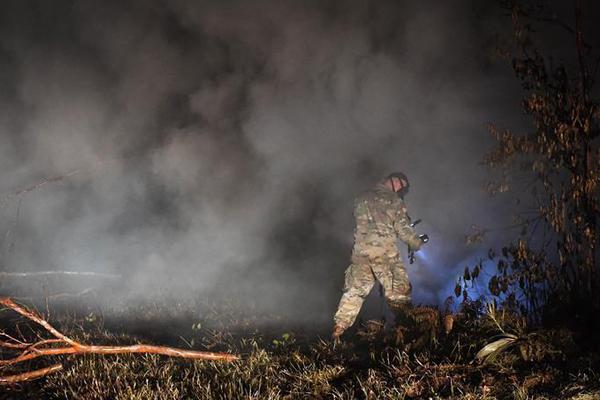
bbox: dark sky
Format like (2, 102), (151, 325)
(0, 0), (596, 324)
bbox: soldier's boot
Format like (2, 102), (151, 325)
(331, 324), (346, 341)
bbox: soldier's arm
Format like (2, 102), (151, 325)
(393, 206), (422, 250)
(353, 198), (371, 235)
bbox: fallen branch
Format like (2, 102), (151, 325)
(0, 271), (121, 279)
(0, 364), (63, 385)
(0, 297), (239, 383)
(13, 170), (81, 197)
(0, 343), (240, 365)
(15, 287), (97, 302)
(0, 169), (82, 210)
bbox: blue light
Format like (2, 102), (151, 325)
(414, 249), (430, 263)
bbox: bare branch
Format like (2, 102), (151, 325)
(0, 271), (121, 279)
(0, 340), (29, 349)
(0, 364), (63, 385)
(0, 158), (114, 209)
(0, 298), (77, 346)
(0, 169), (82, 209)
(0, 297), (240, 371)
(14, 288), (97, 302)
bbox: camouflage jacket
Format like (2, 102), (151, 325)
(352, 183), (422, 257)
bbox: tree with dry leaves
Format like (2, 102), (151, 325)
(463, 0), (599, 333)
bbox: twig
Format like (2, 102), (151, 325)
(0, 297), (239, 368)
(14, 287), (97, 302)
(0, 169), (82, 210)
(0, 271), (121, 279)
(14, 170), (81, 197)
(0, 364), (63, 385)
(0, 344), (239, 365)
(0, 340), (28, 349)
(0, 332), (29, 346)
(0, 158), (117, 210)
(0, 298), (77, 346)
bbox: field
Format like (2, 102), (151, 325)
(1, 293), (599, 400)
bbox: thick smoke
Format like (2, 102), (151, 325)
(0, 0), (526, 324)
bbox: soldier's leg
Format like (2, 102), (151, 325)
(333, 262), (376, 332)
(373, 257), (412, 323)
(388, 259), (412, 310)
(371, 258), (411, 345)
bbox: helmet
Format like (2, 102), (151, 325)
(386, 172), (409, 186)
(386, 172), (409, 198)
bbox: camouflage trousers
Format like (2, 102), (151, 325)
(334, 251), (412, 330)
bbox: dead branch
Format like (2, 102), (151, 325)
(0, 169), (82, 210)
(0, 298), (77, 346)
(14, 170), (81, 197)
(0, 340), (28, 349)
(0, 271), (121, 279)
(14, 287), (97, 302)
(0, 297), (239, 377)
(0, 364), (63, 385)
(0, 343), (240, 365)
(0, 158), (119, 211)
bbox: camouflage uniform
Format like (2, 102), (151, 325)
(334, 183), (422, 330)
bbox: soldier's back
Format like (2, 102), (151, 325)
(353, 185), (400, 248)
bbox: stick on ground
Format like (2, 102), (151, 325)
(0, 364), (63, 385)
(0, 297), (239, 383)
(0, 271), (121, 279)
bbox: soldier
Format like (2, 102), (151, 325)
(332, 172), (427, 339)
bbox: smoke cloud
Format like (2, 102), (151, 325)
(0, 0), (529, 325)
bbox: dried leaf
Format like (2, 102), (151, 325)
(476, 334), (519, 363)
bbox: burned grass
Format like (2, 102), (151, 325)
(1, 299), (599, 399)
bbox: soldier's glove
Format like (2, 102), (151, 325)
(408, 239), (422, 252)
(408, 235), (429, 264)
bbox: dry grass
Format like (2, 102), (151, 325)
(0, 299), (598, 399)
